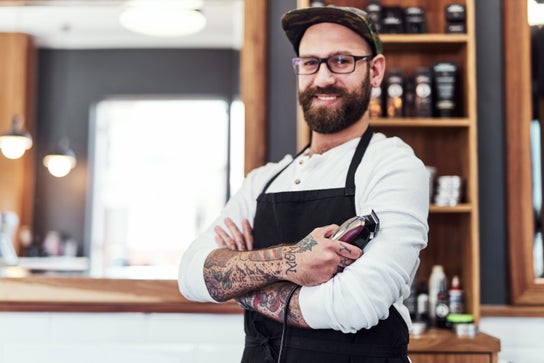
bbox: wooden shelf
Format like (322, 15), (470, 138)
(371, 118), (471, 127)
(381, 34), (469, 44)
(430, 204), (472, 213)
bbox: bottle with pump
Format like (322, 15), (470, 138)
(448, 275), (465, 314)
(428, 265), (446, 326)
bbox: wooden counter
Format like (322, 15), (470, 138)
(409, 328), (501, 363)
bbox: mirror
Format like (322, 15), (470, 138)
(505, 0), (544, 306)
(0, 0), (267, 312)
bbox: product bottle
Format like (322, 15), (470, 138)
(415, 282), (429, 326)
(428, 264), (446, 326)
(369, 86), (383, 118)
(448, 275), (465, 314)
(405, 279), (417, 321)
(434, 278), (450, 328)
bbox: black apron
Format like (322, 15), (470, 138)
(241, 128), (410, 363)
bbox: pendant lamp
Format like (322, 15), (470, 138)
(0, 115), (33, 159)
(43, 139), (76, 178)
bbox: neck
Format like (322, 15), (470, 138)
(309, 117), (369, 156)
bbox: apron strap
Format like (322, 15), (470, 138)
(345, 127), (374, 196)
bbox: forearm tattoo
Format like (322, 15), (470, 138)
(237, 282), (308, 328)
(203, 233), (318, 303)
(283, 235), (318, 275)
(204, 247), (283, 302)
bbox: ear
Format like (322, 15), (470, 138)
(369, 54), (386, 88)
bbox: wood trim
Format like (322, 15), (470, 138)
(0, 1), (269, 313)
(503, 0), (544, 304)
(242, 0), (268, 174)
(481, 304), (544, 317)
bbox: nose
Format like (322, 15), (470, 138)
(313, 62), (336, 87)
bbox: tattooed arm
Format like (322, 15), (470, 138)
(204, 224), (363, 302)
(237, 282), (308, 328)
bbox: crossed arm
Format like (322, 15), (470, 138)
(204, 218), (362, 328)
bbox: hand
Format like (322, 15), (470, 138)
(281, 225), (363, 286)
(214, 218), (254, 251)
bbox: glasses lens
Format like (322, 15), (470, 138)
(327, 55), (355, 74)
(294, 57), (320, 75)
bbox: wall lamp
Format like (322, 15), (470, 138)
(0, 115), (33, 160)
(43, 139), (76, 178)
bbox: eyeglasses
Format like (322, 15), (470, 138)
(292, 54), (372, 75)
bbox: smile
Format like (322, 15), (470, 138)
(316, 95), (338, 101)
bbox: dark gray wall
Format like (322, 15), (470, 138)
(34, 49), (239, 255)
(265, 0), (508, 304)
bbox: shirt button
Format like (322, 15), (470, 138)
(299, 159), (304, 165)
(294, 179), (301, 185)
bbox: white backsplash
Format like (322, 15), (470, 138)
(0, 313), (541, 363)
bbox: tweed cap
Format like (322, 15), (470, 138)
(282, 5), (383, 56)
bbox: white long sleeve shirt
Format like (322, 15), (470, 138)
(178, 132), (429, 333)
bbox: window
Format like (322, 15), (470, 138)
(88, 98), (244, 279)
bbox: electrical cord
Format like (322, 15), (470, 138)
(277, 284), (301, 363)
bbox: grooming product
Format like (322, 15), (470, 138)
(331, 210), (380, 249)
(405, 279), (418, 320)
(386, 68), (404, 118)
(432, 62), (457, 117)
(445, 4), (466, 34)
(428, 265), (446, 326)
(403, 77), (416, 117)
(434, 175), (463, 206)
(415, 67), (433, 117)
(405, 6), (427, 33)
(416, 282), (430, 326)
(381, 6), (404, 33)
(366, 0), (382, 33)
(448, 275), (465, 314)
(426, 166), (437, 202)
(369, 86), (383, 118)
(447, 314), (476, 336)
(434, 278), (450, 328)
(0, 211), (19, 266)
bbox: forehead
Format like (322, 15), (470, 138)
(298, 22), (370, 56)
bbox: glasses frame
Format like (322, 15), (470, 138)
(292, 54), (373, 75)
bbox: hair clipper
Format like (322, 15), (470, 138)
(331, 210), (380, 249)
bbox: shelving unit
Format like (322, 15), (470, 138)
(296, 0), (499, 360)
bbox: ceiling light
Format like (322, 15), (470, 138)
(119, 0), (207, 37)
(0, 115), (33, 160)
(43, 140), (76, 178)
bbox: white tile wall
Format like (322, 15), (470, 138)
(0, 313), (541, 363)
(0, 312), (245, 363)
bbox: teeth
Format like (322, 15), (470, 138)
(317, 95), (337, 101)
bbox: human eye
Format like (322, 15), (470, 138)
(331, 55), (353, 67)
(301, 57), (319, 67)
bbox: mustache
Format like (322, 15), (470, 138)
(305, 86), (347, 96)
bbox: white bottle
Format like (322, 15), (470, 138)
(428, 265), (446, 326)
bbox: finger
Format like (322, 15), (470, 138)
(225, 218), (246, 251)
(338, 257), (353, 269)
(324, 224), (339, 238)
(214, 225), (236, 250)
(215, 234), (227, 248)
(337, 242), (363, 259)
(241, 219), (254, 250)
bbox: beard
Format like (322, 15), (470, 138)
(298, 73), (371, 134)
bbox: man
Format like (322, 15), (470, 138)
(179, 5), (429, 363)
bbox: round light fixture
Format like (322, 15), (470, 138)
(43, 140), (76, 178)
(0, 115), (33, 160)
(119, 0), (207, 37)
